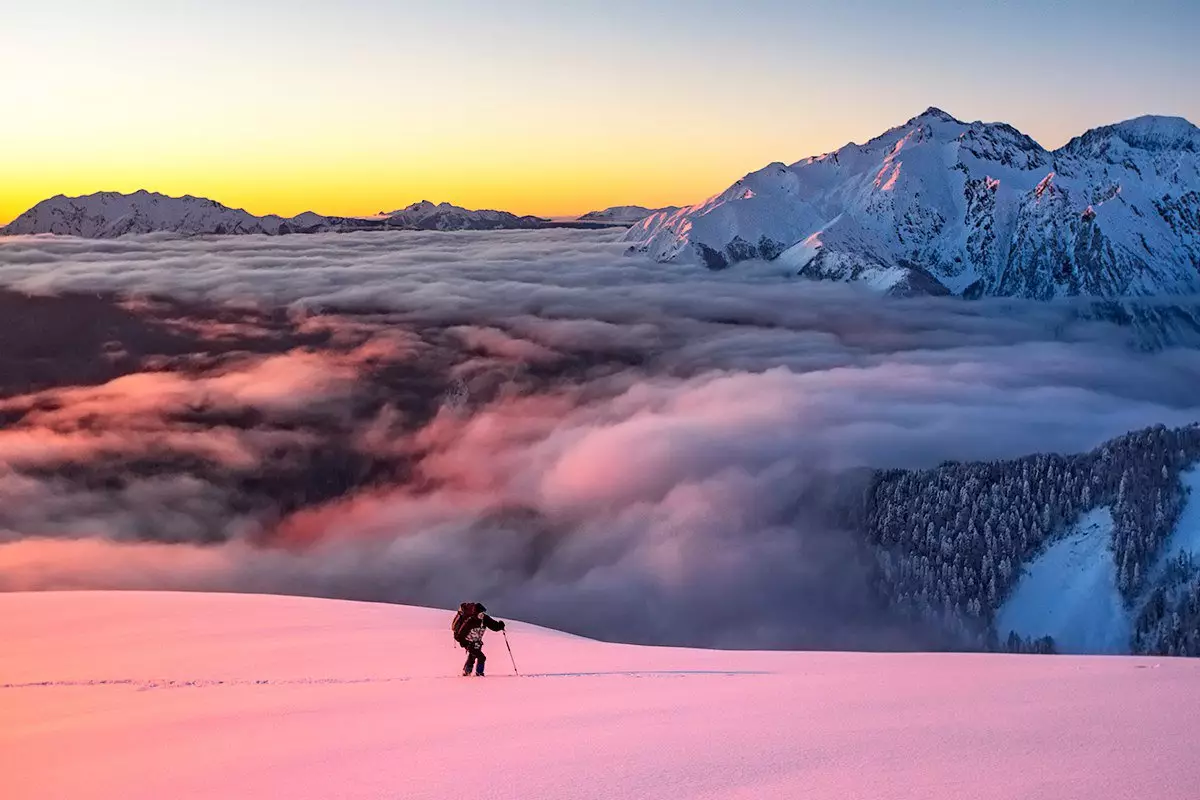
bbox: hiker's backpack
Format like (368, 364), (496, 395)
(452, 602), (480, 641)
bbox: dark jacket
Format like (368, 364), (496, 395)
(452, 602), (504, 646)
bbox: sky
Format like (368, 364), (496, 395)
(2, 0), (1197, 223)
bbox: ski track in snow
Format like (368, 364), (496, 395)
(0, 670), (767, 691)
(1, 677), (408, 691)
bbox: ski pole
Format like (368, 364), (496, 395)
(502, 629), (519, 676)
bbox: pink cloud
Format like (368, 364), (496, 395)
(448, 326), (561, 364)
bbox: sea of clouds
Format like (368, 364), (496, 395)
(1, 229), (1198, 649)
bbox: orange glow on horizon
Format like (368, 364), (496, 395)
(0, 175), (701, 228)
(0, 139), (792, 225)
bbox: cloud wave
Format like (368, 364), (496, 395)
(0, 230), (1197, 649)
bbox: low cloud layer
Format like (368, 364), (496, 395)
(0, 230), (1198, 649)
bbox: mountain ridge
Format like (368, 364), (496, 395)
(0, 192), (555, 238)
(623, 108), (1200, 304)
(379, 200), (548, 230)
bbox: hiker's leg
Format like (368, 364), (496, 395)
(475, 649), (486, 675)
(463, 647), (477, 674)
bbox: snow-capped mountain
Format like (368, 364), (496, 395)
(625, 108), (1200, 300)
(0, 191), (341, 238)
(578, 205), (680, 225)
(380, 200), (546, 231)
(0, 193), (553, 238)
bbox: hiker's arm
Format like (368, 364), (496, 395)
(483, 615), (505, 631)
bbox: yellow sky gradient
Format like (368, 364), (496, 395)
(0, 3), (833, 224)
(2, 78), (867, 224)
(0, 129), (783, 224)
(0, 36), (838, 225)
(0, 67), (830, 224)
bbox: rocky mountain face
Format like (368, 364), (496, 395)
(624, 109), (1200, 302)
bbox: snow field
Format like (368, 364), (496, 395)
(4, 591), (1200, 800)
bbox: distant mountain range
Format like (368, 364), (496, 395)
(0, 193), (631, 238)
(625, 108), (1200, 301)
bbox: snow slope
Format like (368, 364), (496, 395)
(997, 469), (1200, 655)
(996, 507), (1131, 654)
(5, 591), (1200, 800)
(578, 205), (680, 225)
(1158, 467), (1200, 565)
(625, 108), (1200, 301)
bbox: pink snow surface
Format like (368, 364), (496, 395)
(3, 591), (1199, 800)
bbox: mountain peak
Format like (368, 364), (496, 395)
(848, 106), (970, 153)
(916, 106), (960, 123)
(394, 200), (464, 214)
(887, 107), (966, 132)
(1059, 114), (1200, 156)
(1109, 115), (1199, 148)
(379, 200), (546, 230)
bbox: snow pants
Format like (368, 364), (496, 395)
(462, 642), (486, 675)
